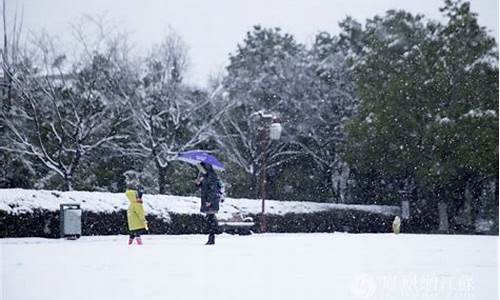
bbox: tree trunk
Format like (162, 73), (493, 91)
(2, 0), (14, 109)
(251, 164), (260, 199)
(330, 159), (350, 203)
(329, 165), (338, 202)
(64, 173), (74, 191)
(158, 164), (167, 194)
(463, 181), (474, 229)
(438, 201), (449, 232)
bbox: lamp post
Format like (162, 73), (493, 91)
(252, 111), (282, 232)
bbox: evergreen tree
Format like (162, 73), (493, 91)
(219, 26), (305, 199)
(342, 1), (498, 230)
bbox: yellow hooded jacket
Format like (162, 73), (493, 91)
(126, 189), (146, 231)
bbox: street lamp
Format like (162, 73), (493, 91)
(251, 111), (282, 232)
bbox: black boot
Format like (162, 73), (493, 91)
(205, 234), (215, 245)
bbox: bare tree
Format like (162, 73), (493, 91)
(111, 32), (230, 194)
(0, 24), (129, 190)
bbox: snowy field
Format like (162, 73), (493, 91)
(1, 233), (498, 300)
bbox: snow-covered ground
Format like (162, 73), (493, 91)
(0, 188), (400, 221)
(1, 233), (497, 300)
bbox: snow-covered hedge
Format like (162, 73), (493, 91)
(0, 189), (401, 237)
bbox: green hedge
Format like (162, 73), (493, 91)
(0, 208), (401, 238)
(255, 210), (394, 233)
(1, 206), (496, 238)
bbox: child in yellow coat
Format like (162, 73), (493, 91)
(125, 184), (148, 245)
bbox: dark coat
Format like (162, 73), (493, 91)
(198, 169), (222, 214)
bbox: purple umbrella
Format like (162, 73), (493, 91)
(176, 150), (225, 171)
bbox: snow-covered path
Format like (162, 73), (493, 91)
(1, 233), (498, 300)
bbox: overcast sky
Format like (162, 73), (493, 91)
(10, 0), (500, 87)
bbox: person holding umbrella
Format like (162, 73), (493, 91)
(177, 150), (225, 245)
(194, 161), (224, 245)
